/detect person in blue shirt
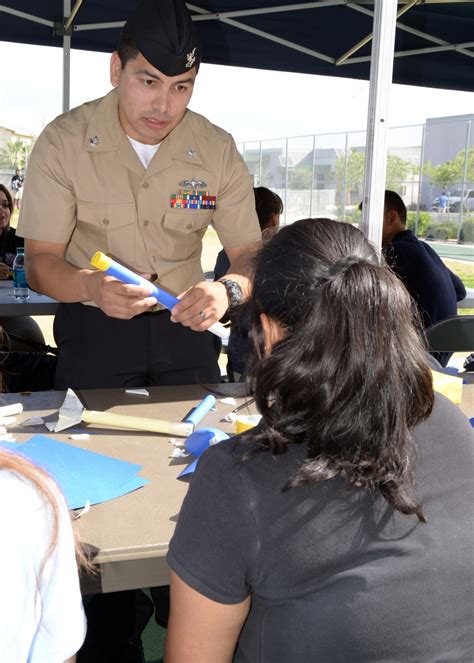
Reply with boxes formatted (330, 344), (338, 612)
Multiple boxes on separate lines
(381, 190), (466, 366)
(438, 191), (448, 213)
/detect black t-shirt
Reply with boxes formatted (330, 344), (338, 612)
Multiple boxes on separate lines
(0, 227), (23, 268)
(168, 394), (474, 662)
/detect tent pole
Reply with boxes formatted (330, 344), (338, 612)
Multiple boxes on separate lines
(361, 0), (398, 250)
(62, 0), (71, 113)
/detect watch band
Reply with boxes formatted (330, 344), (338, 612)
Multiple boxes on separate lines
(218, 278), (243, 307)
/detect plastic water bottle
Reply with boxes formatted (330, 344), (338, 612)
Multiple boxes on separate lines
(12, 247), (29, 300)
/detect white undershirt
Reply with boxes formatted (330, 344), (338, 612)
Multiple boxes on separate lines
(127, 135), (161, 169)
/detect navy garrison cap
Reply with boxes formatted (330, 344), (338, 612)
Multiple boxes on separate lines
(125, 0), (201, 76)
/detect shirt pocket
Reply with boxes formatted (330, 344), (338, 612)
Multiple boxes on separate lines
(162, 209), (213, 261)
(76, 203), (138, 263)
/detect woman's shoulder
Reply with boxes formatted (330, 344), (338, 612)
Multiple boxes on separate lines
(420, 392), (472, 435)
(198, 430), (304, 490)
(414, 393), (473, 470)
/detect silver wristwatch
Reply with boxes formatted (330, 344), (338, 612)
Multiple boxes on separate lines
(218, 278), (243, 307)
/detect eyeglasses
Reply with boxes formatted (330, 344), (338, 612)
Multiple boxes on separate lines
(0, 202), (10, 210)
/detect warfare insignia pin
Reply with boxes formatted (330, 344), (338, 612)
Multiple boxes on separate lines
(185, 47), (196, 69)
(89, 135), (100, 147)
(179, 179), (208, 189)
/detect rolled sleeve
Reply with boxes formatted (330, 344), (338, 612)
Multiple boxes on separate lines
(17, 127), (77, 245)
(211, 138), (261, 249)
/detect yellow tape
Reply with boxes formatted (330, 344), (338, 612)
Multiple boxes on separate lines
(235, 414), (262, 434)
(90, 251), (112, 271)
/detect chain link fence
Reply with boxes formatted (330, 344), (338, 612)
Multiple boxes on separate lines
(238, 117), (474, 258)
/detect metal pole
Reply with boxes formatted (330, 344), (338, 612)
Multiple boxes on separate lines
(310, 134), (316, 217)
(458, 119), (472, 242)
(284, 138), (289, 225)
(361, 0), (398, 250)
(416, 123), (426, 237)
(258, 141), (263, 186)
(343, 132), (349, 221)
(62, 0), (71, 113)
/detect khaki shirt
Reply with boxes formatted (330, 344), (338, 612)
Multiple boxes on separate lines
(18, 89), (260, 296)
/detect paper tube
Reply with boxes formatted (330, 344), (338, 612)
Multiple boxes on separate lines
(81, 410), (194, 437)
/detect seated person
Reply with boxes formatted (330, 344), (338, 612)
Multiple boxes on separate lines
(0, 449), (86, 661)
(0, 350), (57, 392)
(166, 218), (473, 663)
(215, 187), (283, 380)
(363, 190), (465, 367)
(0, 184), (46, 353)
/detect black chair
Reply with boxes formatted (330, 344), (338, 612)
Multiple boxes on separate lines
(425, 315), (474, 353)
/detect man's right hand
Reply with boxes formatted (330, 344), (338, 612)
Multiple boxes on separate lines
(84, 271), (157, 319)
(25, 239), (157, 320)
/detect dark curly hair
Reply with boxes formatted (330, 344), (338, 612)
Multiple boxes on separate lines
(245, 217), (433, 522)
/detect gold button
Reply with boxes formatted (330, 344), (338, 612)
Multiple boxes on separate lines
(143, 219), (149, 227)
(186, 223), (192, 230)
(143, 182), (150, 189)
(103, 218), (110, 225)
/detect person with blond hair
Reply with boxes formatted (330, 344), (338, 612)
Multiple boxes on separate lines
(0, 449), (86, 662)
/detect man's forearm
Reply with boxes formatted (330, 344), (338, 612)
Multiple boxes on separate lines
(26, 252), (95, 303)
(225, 241), (262, 299)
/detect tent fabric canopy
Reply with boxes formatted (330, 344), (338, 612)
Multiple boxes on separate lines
(1, 1), (473, 92)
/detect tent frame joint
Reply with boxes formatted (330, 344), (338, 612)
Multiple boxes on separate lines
(53, 21), (73, 38)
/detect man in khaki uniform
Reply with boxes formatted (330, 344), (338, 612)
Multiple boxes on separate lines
(18, 1), (261, 661)
(18, 0), (261, 392)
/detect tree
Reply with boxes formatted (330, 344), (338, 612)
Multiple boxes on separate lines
(335, 150), (365, 205)
(386, 154), (411, 191)
(0, 139), (32, 169)
(423, 147), (474, 190)
(335, 150), (412, 205)
(289, 166), (312, 190)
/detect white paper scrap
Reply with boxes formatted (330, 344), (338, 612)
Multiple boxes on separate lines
(0, 434), (15, 442)
(224, 412), (238, 423)
(69, 433), (90, 441)
(125, 388), (150, 397)
(219, 397), (237, 406)
(0, 403), (23, 417)
(22, 416), (45, 427)
(169, 448), (190, 459)
(73, 500), (91, 520)
(0, 416), (16, 426)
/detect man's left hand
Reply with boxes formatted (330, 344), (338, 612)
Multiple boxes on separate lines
(170, 281), (227, 331)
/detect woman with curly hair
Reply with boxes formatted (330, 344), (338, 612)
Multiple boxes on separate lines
(166, 218), (473, 662)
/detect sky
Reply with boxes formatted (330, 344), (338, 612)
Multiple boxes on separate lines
(1, 40), (473, 145)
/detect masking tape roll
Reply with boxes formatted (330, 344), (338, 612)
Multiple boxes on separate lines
(235, 414), (262, 434)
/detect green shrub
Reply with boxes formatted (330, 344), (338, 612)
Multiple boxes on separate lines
(424, 222), (458, 241)
(458, 219), (474, 244)
(407, 211), (431, 237)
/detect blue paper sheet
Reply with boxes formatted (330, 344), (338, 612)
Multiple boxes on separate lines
(0, 435), (148, 509)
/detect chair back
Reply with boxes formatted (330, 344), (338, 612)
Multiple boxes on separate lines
(425, 315), (474, 352)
